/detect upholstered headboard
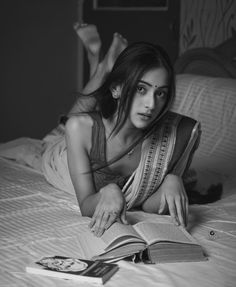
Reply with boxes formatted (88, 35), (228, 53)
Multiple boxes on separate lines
(174, 37), (236, 78)
(172, 37), (236, 192)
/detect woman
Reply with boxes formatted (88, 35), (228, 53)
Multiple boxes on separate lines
(42, 26), (201, 237)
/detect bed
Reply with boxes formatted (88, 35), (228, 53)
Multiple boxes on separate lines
(1, 44), (236, 287)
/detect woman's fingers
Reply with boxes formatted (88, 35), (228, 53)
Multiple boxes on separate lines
(181, 197), (186, 226)
(180, 191), (188, 227)
(185, 197), (189, 226)
(175, 198), (185, 227)
(167, 199), (179, 225)
(170, 194), (188, 227)
(120, 204), (128, 224)
(90, 211), (108, 237)
(90, 209), (120, 237)
(95, 212), (110, 237)
(89, 203), (103, 230)
(104, 211), (119, 230)
(158, 195), (165, 214)
(89, 215), (96, 228)
(89, 205), (101, 228)
(158, 175), (189, 227)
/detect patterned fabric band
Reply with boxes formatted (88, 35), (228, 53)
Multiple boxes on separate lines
(122, 112), (201, 209)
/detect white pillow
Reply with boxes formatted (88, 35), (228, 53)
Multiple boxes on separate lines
(172, 74), (236, 184)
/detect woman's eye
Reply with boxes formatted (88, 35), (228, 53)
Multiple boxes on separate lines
(156, 89), (167, 98)
(136, 86), (146, 95)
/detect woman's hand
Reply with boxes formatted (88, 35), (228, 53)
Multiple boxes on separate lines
(89, 183), (128, 237)
(158, 174), (188, 227)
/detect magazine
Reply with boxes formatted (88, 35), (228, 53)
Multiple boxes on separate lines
(26, 256), (119, 284)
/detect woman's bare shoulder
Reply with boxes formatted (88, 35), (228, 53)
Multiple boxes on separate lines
(65, 114), (94, 146)
(66, 114), (93, 130)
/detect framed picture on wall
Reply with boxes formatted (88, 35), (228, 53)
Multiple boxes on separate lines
(93, 0), (169, 11)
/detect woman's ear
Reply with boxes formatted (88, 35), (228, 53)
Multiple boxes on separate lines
(110, 85), (122, 99)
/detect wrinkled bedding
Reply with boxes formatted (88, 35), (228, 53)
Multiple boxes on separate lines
(1, 73), (236, 286)
(0, 157), (236, 287)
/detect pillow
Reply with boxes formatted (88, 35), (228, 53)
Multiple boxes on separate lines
(172, 74), (236, 193)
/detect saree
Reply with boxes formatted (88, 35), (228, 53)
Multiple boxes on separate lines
(41, 111), (201, 210)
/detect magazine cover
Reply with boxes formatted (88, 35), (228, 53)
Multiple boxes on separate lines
(26, 256), (119, 284)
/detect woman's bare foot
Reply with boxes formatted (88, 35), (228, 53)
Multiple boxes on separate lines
(69, 31), (128, 114)
(103, 32), (128, 72)
(74, 23), (102, 78)
(81, 32), (128, 95)
(85, 32), (128, 89)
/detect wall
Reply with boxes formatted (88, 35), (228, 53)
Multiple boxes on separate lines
(1, 0), (181, 142)
(1, 0), (78, 142)
(82, 0), (180, 84)
(2, 1), (235, 142)
(180, 0), (236, 54)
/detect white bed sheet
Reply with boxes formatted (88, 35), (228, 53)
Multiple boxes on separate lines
(0, 157), (236, 287)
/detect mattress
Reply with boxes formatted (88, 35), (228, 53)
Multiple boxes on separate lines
(0, 157), (236, 287)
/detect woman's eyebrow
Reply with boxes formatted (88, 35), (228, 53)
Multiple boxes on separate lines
(139, 80), (169, 89)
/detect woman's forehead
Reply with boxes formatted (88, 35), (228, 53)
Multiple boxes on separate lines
(140, 67), (169, 87)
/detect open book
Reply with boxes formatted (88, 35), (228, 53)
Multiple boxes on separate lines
(79, 214), (207, 263)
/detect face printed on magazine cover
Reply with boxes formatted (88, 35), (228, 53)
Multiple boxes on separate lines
(37, 257), (88, 272)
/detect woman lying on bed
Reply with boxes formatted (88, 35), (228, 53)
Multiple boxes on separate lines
(42, 24), (201, 237)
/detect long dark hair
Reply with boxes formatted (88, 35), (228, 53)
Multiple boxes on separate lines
(84, 42), (175, 164)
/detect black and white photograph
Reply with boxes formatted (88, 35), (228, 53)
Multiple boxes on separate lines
(1, 0), (236, 286)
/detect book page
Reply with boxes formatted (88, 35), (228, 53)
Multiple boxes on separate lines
(127, 211), (172, 225)
(134, 221), (197, 246)
(78, 230), (107, 259)
(78, 222), (144, 259)
(101, 222), (145, 250)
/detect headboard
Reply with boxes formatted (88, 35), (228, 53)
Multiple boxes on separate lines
(172, 39), (236, 192)
(174, 37), (236, 78)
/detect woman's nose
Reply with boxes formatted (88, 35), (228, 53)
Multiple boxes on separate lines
(144, 92), (155, 110)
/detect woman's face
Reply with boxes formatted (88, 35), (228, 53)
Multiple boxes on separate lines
(128, 67), (169, 129)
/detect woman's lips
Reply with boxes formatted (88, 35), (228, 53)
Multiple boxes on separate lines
(138, 113), (152, 120)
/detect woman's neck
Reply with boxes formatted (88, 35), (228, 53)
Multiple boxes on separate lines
(103, 116), (142, 146)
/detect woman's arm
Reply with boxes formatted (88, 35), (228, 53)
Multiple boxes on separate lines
(65, 115), (99, 214)
(65, 115), (127, 236)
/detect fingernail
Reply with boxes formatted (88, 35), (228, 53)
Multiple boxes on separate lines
(174, 218), (180, 225)
(158, 206), (164, 214)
